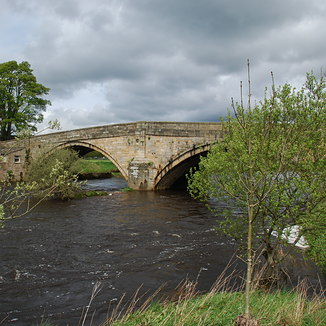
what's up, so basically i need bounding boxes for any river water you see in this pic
[0,178,324,325]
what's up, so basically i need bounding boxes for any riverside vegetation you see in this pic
[107,286,325,326]
[25,149,123,200]
[188,68,325,324]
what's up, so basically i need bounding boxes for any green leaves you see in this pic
[188,71,326,271]
[26,148,82,200]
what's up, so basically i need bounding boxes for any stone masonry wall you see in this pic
[1,122,223,189]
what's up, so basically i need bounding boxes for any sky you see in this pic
[1,0,325,131]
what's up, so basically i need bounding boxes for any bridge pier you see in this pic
[128,161,155,190]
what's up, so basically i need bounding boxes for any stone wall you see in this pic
[0,142,26,181]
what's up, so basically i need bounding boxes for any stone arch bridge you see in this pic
[1,121,223,190]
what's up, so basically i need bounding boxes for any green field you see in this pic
[74,158,119,174]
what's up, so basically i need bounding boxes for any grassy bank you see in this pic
[109,286,325,326]
[38,283,325,326]
[75,159,119,175]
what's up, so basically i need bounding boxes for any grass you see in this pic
[121,187,133,192]
[108,282,325,326]
[72,190,109,199]
[74,159,119,174]
[36,279,325,326]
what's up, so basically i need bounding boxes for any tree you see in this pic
[26,148,82,200]
[187,68,325,322]
[0,60,50,140]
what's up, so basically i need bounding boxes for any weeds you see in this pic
[80,281,102,326]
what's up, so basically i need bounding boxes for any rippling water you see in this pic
[0,178,323,325]
[0,178,239,325]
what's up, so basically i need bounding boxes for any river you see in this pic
[0,178,324,325]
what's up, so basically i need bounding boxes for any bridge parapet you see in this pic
[29,121,222,140]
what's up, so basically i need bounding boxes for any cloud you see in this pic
[1,0,325,130]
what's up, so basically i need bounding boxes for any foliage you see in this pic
[0,176,52,227]
[187,70,326,316]
[301,201,326,273]
[0,60,50,140]
[26,148,82,200]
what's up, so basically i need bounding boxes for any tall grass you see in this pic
[106,277,325,326]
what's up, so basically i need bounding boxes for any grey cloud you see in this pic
[2,0,325,130]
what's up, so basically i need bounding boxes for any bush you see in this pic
[26,148,82,200]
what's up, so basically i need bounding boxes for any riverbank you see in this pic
[75,158,121,179]
[109,287,325,326]
[40,283,325,326]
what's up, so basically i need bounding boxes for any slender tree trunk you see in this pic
[6,124,11,140]
[245,204,254,316]
[245,80,254,316]
[0,125,8,141]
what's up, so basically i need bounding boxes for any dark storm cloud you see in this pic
[1,0,325,130]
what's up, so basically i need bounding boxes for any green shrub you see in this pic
[26,148,81,200]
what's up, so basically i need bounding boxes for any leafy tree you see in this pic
[0,60,50,140]
[188,69,325,321]
[26,148,82,200]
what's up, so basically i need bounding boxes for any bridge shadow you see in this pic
[156,152,208,191]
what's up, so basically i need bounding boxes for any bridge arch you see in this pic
[54,141,128,179]
[154,143,211,190]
